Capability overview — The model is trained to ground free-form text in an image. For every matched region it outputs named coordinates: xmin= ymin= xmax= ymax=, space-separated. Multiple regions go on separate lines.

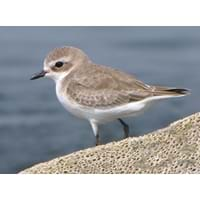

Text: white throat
xmin=45 ymin=66 xmax=75 ymax=84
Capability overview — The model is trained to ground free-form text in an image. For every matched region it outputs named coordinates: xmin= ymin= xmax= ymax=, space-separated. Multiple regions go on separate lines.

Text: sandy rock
xmin=20 ymin=112 xmax=200 ymax=174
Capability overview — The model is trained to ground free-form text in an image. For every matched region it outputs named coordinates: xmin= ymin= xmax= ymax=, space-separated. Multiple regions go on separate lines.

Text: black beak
xmin=30 ymin=70 xmax=47 ymax=80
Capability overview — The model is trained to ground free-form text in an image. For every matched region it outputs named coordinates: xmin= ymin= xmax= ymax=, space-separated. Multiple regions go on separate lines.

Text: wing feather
xmin=66 ymin=64 xmax=154 ymax=108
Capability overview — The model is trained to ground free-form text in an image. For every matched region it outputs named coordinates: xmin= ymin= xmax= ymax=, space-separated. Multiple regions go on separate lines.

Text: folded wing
xmin=66 ymin=64 xmax=189 ymax=108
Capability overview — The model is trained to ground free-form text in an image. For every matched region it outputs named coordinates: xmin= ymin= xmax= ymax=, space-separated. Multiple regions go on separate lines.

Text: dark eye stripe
xmin=55 ymin=61 xmax=64 ymax=68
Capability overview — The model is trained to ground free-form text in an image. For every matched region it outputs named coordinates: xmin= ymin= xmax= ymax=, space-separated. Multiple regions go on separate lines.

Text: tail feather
xmin=164 ymin=88 xmax=190 ymax=95
xmin=153 ymin=87 xmax=190 ymax=96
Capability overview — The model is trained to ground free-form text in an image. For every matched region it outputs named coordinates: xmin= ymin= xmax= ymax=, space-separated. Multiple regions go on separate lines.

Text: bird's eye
xmin=55 ymin=61 xmax=64 ymax=68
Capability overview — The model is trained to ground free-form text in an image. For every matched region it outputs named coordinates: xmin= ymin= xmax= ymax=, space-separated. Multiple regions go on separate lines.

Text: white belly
xmin=56 ymin=94 xmax=145 ymax=123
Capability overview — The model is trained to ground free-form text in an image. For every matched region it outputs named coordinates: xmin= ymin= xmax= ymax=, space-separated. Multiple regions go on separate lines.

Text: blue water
xmin=0 ymin=27 xmax=199 ymax=173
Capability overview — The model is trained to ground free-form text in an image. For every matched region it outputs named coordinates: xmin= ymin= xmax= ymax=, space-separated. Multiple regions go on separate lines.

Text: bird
xmin=31 ymin=46 xmax=189 ymax=145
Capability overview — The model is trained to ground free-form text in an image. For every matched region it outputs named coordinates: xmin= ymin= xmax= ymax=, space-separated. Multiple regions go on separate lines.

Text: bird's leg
xmin=95 ymin=132 xmax=100 ymax=146
xmin=118 ymin=118 xmax=129 ymax=138
xmin=90 ymin=120 xmax=100 ymax=146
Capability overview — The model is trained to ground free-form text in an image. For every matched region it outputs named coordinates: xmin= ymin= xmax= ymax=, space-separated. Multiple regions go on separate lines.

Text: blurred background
xmin=0 ymin=27 xmax=199 ymax=173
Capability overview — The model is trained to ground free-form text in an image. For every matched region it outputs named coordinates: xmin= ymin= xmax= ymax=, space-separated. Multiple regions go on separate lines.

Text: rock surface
xmin=20 ymin=113 xmax=200 ymax=174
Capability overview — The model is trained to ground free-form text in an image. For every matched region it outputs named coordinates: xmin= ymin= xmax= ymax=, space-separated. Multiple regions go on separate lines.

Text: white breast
xmin=56 ymin=80 xmax=86 ymax=119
